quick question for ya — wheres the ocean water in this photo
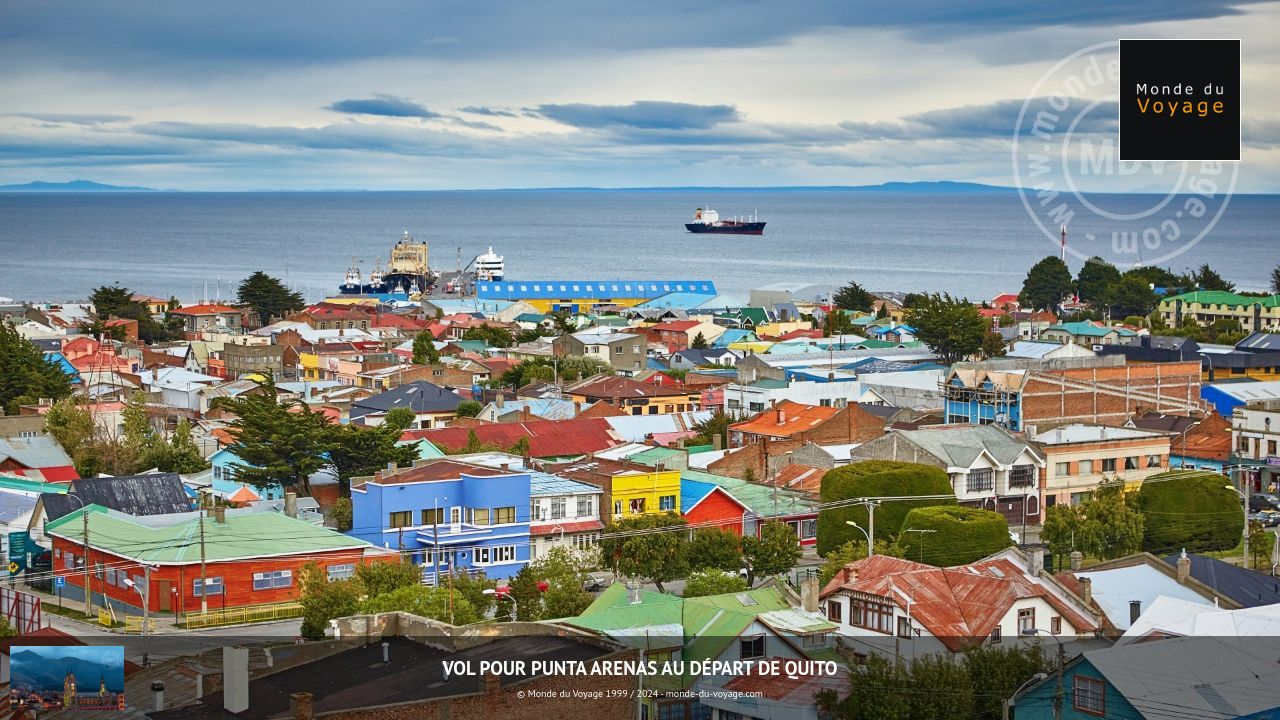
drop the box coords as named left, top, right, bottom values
left=0, top=190, right=1275, bottom=304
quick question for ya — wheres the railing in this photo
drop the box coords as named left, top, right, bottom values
left=124, top=616, right=157, bottom=633
left=182, top=601, right=303, bottom=629
left=98, top=609, right=113, bottom=627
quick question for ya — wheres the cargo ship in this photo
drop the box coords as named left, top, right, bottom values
left=685, top=207, right=766, bottom=235
left=338, top=231, right=439, bottom=295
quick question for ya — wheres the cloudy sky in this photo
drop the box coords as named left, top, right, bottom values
left=2, top=1, right=1278, bottom=191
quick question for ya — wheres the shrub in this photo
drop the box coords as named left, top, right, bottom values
left=1134, top=470, right=1244, bottom=554
left=683, top=569, right=748, bottom=598
left=895, top=506, right=1013, bottom=566
left=817, top=461, right=955, bottom=556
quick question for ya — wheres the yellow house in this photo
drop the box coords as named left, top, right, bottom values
left=1158, top=290, right=1280, bottom=332
left=557, top=460, right=682, bottom=520
left=729, top=340, right=775, bottom=354
left=297, top=351, right=322, bottom=381
left=756, top=320, right=811, bottom=338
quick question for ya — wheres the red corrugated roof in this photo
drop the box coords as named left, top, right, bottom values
left=402, top=418, right=622, bottom=458
left=33, top=465, right=80, bottom=482
left=530, top=519, right=604, bottom=536
left=650, top=320, right=700, bottom=332
left=172, top=303, right=241, bottom=315
left=730, top=400, right=840, bottom=438
left=571, top=375, right=690, bottom=399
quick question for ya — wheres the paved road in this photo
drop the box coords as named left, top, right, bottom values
left=41, top=610, right=303, bottom=665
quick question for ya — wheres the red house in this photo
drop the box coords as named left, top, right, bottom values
left=681, top=478, right=749, bottom=535
left=47, top=506, right=395, bottom=616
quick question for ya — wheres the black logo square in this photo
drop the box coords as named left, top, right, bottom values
left=1120, top=39, right=1240, bottom=161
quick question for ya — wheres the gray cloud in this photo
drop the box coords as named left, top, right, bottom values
left=460, top=106, right=519, bottom=118
left=325, top=94, right=442, bottom=118
left=6, top=112, right=133, bottom=126
left=533, top=101, right=740, bottom=130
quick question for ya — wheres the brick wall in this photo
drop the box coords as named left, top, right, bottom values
left=725, top=404, right=887, bottom=478
left=1021, top=361, right=1203, bottom=431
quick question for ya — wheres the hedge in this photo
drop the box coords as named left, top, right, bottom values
left=895, top=506, right=1013, bottom=567
left=817, top=461, right=955, bottom=556
left=1133, top=470, right=1244, bottom=554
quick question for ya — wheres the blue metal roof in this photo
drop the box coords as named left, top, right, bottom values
left=633, top=291, right=724, bottom=310
left=530, top=471, right=603, bottom=496
left=680, top=479, right=719, bottom=512
left=477, top=280, right=717, bottom=300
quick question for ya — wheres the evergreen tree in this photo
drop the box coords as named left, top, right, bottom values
left=0, top=322, right=73, bottom=414
left=1272, top=263, right=1280, bottom=293
left=980, top=330, right=1006, bottom=359
left=1018, top=256, right=1073, bottom=311
left=326, top=415, right=418, bottom=494
left=690, top=331, right=708, bottom=349
left=1076, top=256, right=1121, bottom=306
left=214, top=376, right=333, bottom=494
left=236, top=271, right=304, bottom=326
left=902, top=293, right=986, bottom=364
left=1109, top=273, right=1159, bottom=318
left=1191, top=263, right=1235, bottom=292
left=833, top=281, right=874, bottom=312
left=412, top=332, right=439, bottom=365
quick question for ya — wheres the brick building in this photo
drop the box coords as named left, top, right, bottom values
left=724, top=400, right=886, bottom=479
left=1030, top=424, right=1171, bottom=519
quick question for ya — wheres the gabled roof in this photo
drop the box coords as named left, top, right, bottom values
left=569, top=375, right=692, bottom=399
left=1160, top=553, right=1280, bottom=608
left=172, top=303, right=241, bottom=316
left=350, top=381, right=461, bottom=419
left=680, top=479, right=746, bottom=515
left=888, top=425, right=1040, bottom=468
left=1236, top=331, right=1280, bottom=352
left=40, top=474, right=192, bottom=521
left=0, top=435, right=75, bottom=472
left=403, top=417, right=621, bottom=457
left=729, top=400, right=840, bottom=438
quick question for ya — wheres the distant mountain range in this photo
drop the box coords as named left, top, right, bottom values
left=9, top=649, right=124, bottom=693
left=0, top=180, right=158, bottom=192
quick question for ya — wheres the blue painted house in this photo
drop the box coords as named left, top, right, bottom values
left=1014, top=636, right=1280, bottom=719
left=208, top=447, right=285, bottom=501
left=348, top=459, right=531, bottom=581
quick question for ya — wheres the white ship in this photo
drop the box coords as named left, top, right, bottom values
left=474, top=246, right=505, bottom=282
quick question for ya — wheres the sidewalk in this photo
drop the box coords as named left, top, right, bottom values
left=20, top=582, right=181, bottom=632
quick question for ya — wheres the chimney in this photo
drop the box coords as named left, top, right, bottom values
left=223, top=646, right=249, bottom=714
left=800, top=576, right=819, bottom=613
left=1079, top=577, right=1092, bottom=606
left=496, top=393, right=505, bottom=409
left=151, top=682, right=165, bottom=712
left=214, top=506, right=226, bottom=524
left=1129, top=600, right=1142, bottom=625
left=1176, top=549, right=1191, bottom=584
left=499, top=462, right=510, bottom=471
left=627, top=581, right=642, bottom=605
left=482, top=673, right=501, bottom=695
left=284, top=492, right=297, bottom=519
left=574, top=401, right=582, bottom=417
left=770, top=398, right=777, bottom=409
left=1069, top=551, right=1083, bottom=571
left=522, top=406, right=532, bottom=422
left=382, top=641, right=390, bottom=664
left=713, top=434, right=723, bottom=451
left=1029, top=547, right=1044, bottom=577
left=290, top=692, right=314, bottom=720
left=387, top=461, right=398, bottom=473
left=776, top=408, right=785, bottom=425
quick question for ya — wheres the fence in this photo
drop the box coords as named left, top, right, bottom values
left=124, top=616, right=157, bottom=633
left=0, top=586, right=41, bottom=634
left=182, top=601, right=303, bottom=629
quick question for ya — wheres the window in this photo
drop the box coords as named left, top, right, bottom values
left=851, top=599, right=895, bottom=633
left=614, top=500, right=623, bottom=516
left=1146, top=455, right=1162, bottom=468
left=475, top=545, right=517, bottom=565
left=659, top=495, right=676, bottom=511
left=105, top=568, right=117, bottom=586
left=629, top=498, right=646, bottom=514
left=1078, top=460, right=1094, bottom=475
left=1018, top=608, right=1035, bottom=634
left=1124, top=456, right=1139, bottom=470
left=193, top=577, right=225, bottom=596
left=1009, top=464, right=1035, bottom=488
left=990, top=625, right=1002, bottom=643
left=800, top=519, right=817, bottom=539
left=897, top=616, right=913, bottom=638
left=966, top=468, right=994, bottom=493
left=1055, top=461, right=1071, bottom=476
left=470, top=508, right=490, bottom=526
left=827, top=600, right=843, bottom=623
left=327, top=564, right=355, bottom=581
left=614, top=346, right=623, bottom=354
left=253, top=570, right=292, bottom=590
left=1073, top=676, right=1106, bottom=715
left=1051, top=616, right=1062, bottom=635
left=421, top=508, right=444, bottom=526
left=739, top=635, right=764, bottom=659
left=64, top=553, right=76, bottom=570
left=1101, top=458, right=1116, bottom=473
left=531, top=501, right=544, bottom=522
left=389, top=511, right=412, bottom=528
left=802, top=633, right=826, bottom=648
left=551, top=497, right=566, bottom=520
left=493, top=506, right=516, bottom=524
left=577, top=496, right=593, bottom=516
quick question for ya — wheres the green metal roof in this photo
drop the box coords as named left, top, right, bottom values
left=0, top=475, right=67, bottom=494
left=46, top=506, right=379, bottom=564
left=1160, top=290, right=1280, bottom=309
left=626, top=446, right=686, bottom=465
left=680, top=469, right=817, bottom=517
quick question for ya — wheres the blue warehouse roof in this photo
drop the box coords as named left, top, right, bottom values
left=477, top=280, right=717, bottom=300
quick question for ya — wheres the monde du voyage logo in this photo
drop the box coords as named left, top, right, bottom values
left=1120, top=39, right=1241, bottom=161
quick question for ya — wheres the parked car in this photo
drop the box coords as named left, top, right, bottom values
left=1248, top=510, right=1280, bottom=528
left=1249, top=493, right=1280, bottom=512
left=582, top=575, right=605, bottom=592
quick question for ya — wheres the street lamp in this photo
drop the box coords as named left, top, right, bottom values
left=1021, top=628, right=1064, bottom=720
left=482, top=588, right=517, bottom=622
left=64, top=493, right=92, bottom=618
left=1004, top=672, right=1048, bottom=720
left=845, top=521, right=872, bottom=558
left=121, top=566, right=154, bottom=667
left=1225, top=485, right=1250, bottom=568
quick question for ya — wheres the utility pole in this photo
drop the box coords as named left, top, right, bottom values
left=199, top=514, right=208, bottom=614
left=83, top=508, right=92, bottom=617
left=854, top=499, right=882, bottom=556
left=1054, top=640, right=1064, bottom=720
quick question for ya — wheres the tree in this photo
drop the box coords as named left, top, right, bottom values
left=499, top=356, right=613, bottom=388
left=0, top=617, right=15, bottom=638
left=686, top=528, right=743, bottom=572
left=298, top=562, right=363, bottom=640
left=86, top=284, right=180, bottom=343
left=448, top=570, right=498, bottom=618
left=818, top=462, right=956, bottom=556
left=361, top=585, right=480, bottom=624
left=741, top=521, right=801, bottom=585
left=902, top=293, right=986, bottom=365
left=509, top=545, right=595, bottom=620
left=326, top=422, right=418, bottom=494
left=354, top=559, right=422, bottom=599
left=0, top=322, right=73, bottom=414
left=164, top=419, right=209, bottom=472
left=1018, top=256, right=1074, bottom=311
left=331, top=497, right=353, bottom=531
left=215, top=376, right=334, bottom=495
left=455, top=399, right=482, bottom=418
left=237, top=271, right=304, bottom=326
left=690, top=410, right=732, bottom=446
left=683, top=569, right=748, bottom=598
left=1076, top=256, right=1121, bottom=306
left=599, top=513, right=688, bottom=592
left=690, top=331, right=708, bottom=349
left=461, top=324, right=514, bottom=348
left=1191, top=263, right=1235, bottom=292
left=1248, top=520, right=1271, bottom=570
left=1134, top=471, right=1242, bottom=554
left=1041, top=480, right=1143, bottom=563
left=819, top=539, right=899, bottom=585
left=894, top=506, right=1013, bottom=566
left=980, top=331, right=1006, bottom=359
left=44, top=399, right=102, bottom=477
left=412, top=332, right=439, bottom=365
left=834, top=281, right=874, bottom=312
left=823, top=310, right=857, bottom=338
left=1108, top=274, right=1159, bottom=318
left=1272, top=263, right=1280, bottom=293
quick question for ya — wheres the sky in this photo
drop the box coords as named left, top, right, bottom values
left=1, top=1, right=1278, bottom=191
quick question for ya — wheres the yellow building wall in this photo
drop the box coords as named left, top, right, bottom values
left=729, top=340, right=775, bottom=353
left=756, top=321, right=810, bottom=338
left=608, top=468, right=683, bottom=518
left=521, top=297, right=652, bottom=313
